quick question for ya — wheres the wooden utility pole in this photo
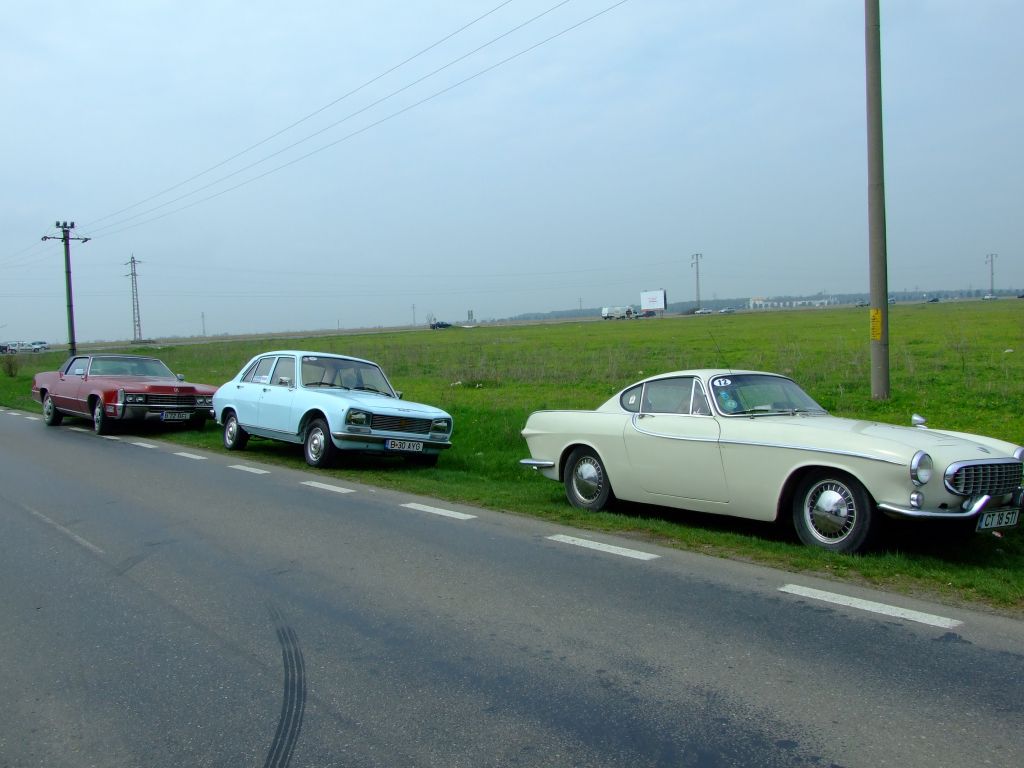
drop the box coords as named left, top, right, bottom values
left=865, top=0, right=890, bottom=399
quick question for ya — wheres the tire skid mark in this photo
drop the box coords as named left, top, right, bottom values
left=263, top=605, right=306, bottom=768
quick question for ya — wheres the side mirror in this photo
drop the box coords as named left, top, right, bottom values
left=911, top=413, right=927, bottom=428
left=176, top=373, right=185, bottom=381
left=395, top=390, right=404, bottom=400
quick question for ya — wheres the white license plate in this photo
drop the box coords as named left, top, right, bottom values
left=161, top=411, right=190, bottom=422
left=386, top=439, right=423, bottom=452
left=976, top=509, right=1019, bottom=531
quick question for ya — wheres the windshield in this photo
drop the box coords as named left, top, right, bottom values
left=89, top=357, right=175, bottom=377
left=300, top=356, right=395, bottom=396
left=708, top=374, right=826, bottom=416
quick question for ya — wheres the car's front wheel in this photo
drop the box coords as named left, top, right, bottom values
left=223, top=412, right=249, bottom=451
left=42, top=394, right=63, bottom=426
left=304, top=418, right=335, bottom=468
left=92, top=400, right=109, bottom=435
left=792, top=470, right=875, bottom=553
left=564, top=447, right=613, bottom=511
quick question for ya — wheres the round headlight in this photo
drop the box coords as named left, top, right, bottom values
left=911, top=451, right=933, bottom=486
left=1014, top=446, right=1024, bottom=462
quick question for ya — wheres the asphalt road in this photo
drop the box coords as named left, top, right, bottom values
left=2, top=407, right=1022, bottom=768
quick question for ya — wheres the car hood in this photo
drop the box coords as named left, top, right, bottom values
left=727, top=413, right=1020, bottom=464
left=313, top=389, right=450, bottom=418
left=101, top=376, right=217, bottom=394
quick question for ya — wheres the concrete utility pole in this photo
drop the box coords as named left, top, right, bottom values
left=865, top=0, right=890, bottom=400
left=126, top=255, right=143, bottom=342
left=42, top=221, right=89, bottom=356
left=986, top=253, right=998, bottom=295
left=691, top=252, right=703, bottom=310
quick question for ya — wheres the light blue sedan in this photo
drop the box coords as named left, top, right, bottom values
left=213, top=350, right=453, bottom=467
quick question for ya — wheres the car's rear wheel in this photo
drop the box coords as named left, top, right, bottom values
left=564, top=447, right=613, bottom=511
left=92, top=399, right=108, bottom=435
left=42, top=394, right=63, bottom=426
left=792, top=470, right=875, bottom=553
left=223, top=412, right=249, bottom=450
left=304, top=418, right=335, bottom=468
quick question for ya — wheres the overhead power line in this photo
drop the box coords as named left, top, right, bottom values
left=84, top=0, right=580, bottom=238
left=81, top=0, right=520, bottom=231
left=86, top=0, right=633, bottom=240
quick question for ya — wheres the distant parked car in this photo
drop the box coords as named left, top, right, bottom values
left=927, top=297, right=940, bottom=303
left=430, top=321, right=451, bottom=329
left=983, top=294, right=998, bottom=301
left=855, top=301, right=870, bottom=307
left=29, top=341, right=49, bottom=352
left=213, top=350, right=454, bottom=468
left=520, top=369, right=1023, bottom=553
left=694, top=308, right=714, bottom=315
left=718, top=307, right=736, bottom=314
left=31, top=354, right=216, bottom=434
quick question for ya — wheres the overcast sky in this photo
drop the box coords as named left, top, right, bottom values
left=2, top=1, right=1020, bottom=342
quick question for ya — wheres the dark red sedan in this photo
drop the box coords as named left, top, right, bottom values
left=31, top=354, right=217, bottom=434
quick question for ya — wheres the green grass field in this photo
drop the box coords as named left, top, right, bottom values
left=3, top=300, right=1023, bottom=612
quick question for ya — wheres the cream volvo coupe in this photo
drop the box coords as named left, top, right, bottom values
left=520, top=370, right=1023, bottom=552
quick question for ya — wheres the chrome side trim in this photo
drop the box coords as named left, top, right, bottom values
left=629, top=416, right=904, bottom=466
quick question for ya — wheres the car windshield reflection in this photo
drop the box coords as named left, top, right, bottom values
left=300, top=356, right=395, bottom=397
left=89, top=357, right=175, bottom=377
left=708, top=374, right=827, bottom=416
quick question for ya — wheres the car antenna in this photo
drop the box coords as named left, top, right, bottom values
left=707, top=330, right=733, bottom=373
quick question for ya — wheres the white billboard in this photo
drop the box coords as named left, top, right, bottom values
left=640, top=289, right=667, bottom=311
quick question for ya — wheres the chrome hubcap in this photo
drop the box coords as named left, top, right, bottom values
left=226, top=419, right=237, bottom=445
left=572, top=457, right=603, bottom=503
left=805, top=483, right=855, bottom=542
left=308, top=429, right=324, bottom=461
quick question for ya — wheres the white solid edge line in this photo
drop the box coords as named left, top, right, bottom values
left=173, top=452, right=207, bottom=460
left=547, top=534, right=659, bottom=561
left=401, top=502, right=476, bottom=520
left=301, top=480, right=355, bottom=494
left=131, top=441, right=157, bottom=448
left=230, top=464, right=270, bottom=475
left=779, top=584, right=962, bottom=629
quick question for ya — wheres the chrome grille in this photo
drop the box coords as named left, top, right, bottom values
left=371, top=414, right=432, bottom=435
left=945, top=459, right=1023, bottom=497
left=145, top=394, right=197, bottom=407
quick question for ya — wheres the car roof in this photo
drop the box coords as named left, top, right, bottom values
left=254, top=350, right=377, bottom=366
left=636, top=369, right=787, bottom=384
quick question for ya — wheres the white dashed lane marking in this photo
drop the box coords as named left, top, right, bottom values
left=174, top=452, right=207, bottom=461
left=101, top=435, right=120, bottom=441
left=25, top=416, right=40, bottom=421
left=301, top=480, right=355, bottom=494
left=131, top=441, right=157, bottom=449
left=401, top=502, right=475, bottom=520
left=69, top=427, right=89, bottom=433
left=547, top=534, right=660, bottom=561
left=230, top=465, right=270, bottom=475
left=779, top=584, right=962, bottom=629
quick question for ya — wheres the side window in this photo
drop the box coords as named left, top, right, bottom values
left=644, top=378, right=696, bottom=414
left=66, top=357, right=90, bottom=376
left=620, top=384, right=643, bottom=413
left=244, top=357, right=277, bottom=385
left=271, top=356, right=295, bottom=387
left=690, top=380, right=711, bottom=415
